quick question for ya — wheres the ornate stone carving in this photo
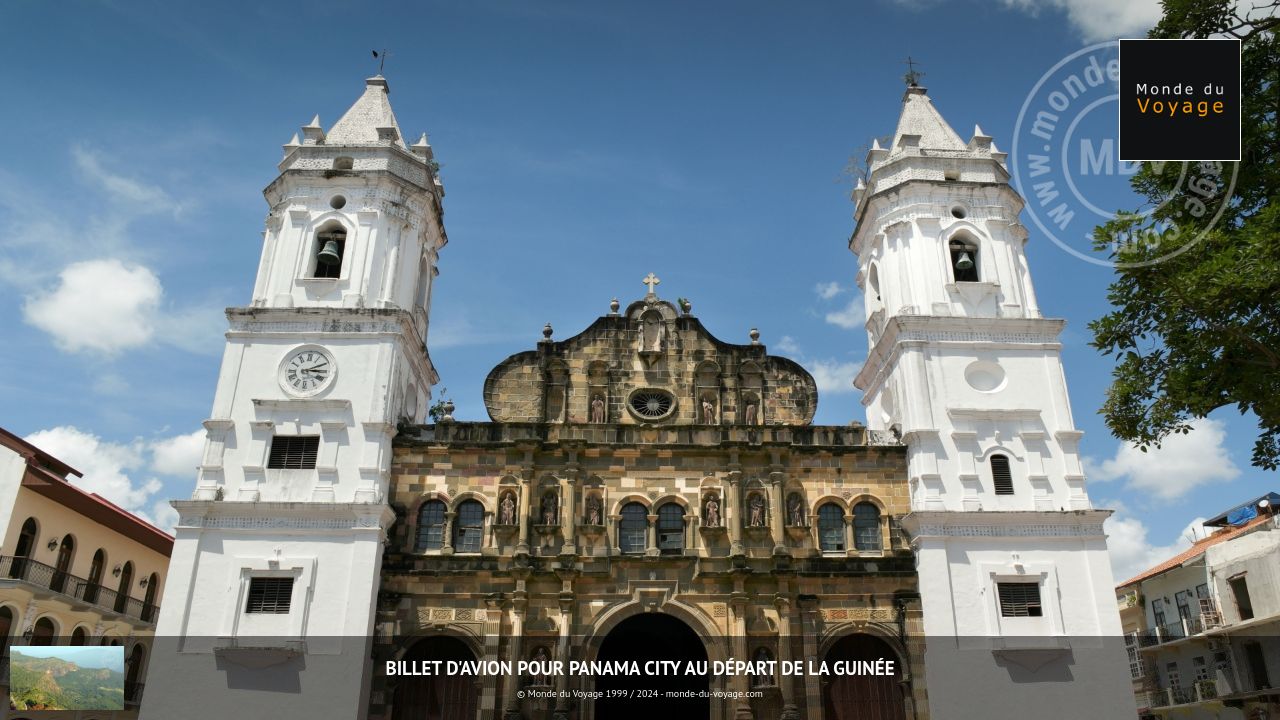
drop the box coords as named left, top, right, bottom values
left=499, top=492, right=517, bottom=526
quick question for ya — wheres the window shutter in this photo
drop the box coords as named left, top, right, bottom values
left=997, top=582, right=1042, bottom=617
left=267, top=436, right=320, bottom=469
left=245, top=577, right=294, bottom=614
left=991, top=455, right=1014, bottom=495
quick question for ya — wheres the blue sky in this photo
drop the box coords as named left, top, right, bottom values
left=12, top=645, right=125, bottom=672
left=0, top=0, right=1271, bottom=581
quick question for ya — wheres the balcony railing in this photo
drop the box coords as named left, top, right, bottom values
left=1147, top=680, right=1221, bottom=708
left=1139, top=608, right=1225, bottom=647
left=0, top=556, right=158, bottom=624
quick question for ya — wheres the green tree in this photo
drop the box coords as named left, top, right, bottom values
left=1089, top=0, right=1280, bottom=469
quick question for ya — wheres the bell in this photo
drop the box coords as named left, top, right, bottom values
left=955, top=251, right=974, bottom=271
left=317, top=239, right=342, bottom=266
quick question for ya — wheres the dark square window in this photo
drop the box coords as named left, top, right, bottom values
left=998, top=582, right=1043, bottom=617
left=267, top=436, right=319, bottom=470
left=246, top=577, right=294, bottom=614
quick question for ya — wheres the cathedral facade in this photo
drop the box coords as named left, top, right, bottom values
left=139, top=74, right=1136, bottom=720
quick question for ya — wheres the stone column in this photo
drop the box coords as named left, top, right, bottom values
left=729, top=593, right=755, bottom=720
left=775, top=594, right=800, bottom=720
left=726, top=471, right=744, bottom=556
left=845, top=512, right=856, bottom=557
left=516, top=473, right=533, bottom=556
left=562, top=467, right=578, bottom=556
left=552, top=590, right=575, bottom=720
left=441, top=511, right=457, bottom=555
left=646, top=513, right=660, bottom=557
left=503, top=593, right=528, bottom=720
left=768, top=471, right=786, bottom=555
left=607, top=513, right=621, bottom=554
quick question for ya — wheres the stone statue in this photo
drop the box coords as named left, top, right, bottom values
left=590, top=394, right=606, bottom=423
left=641, top=313, right=665, bottom=353
left=752, top=647, right=772, bottom=687
left=701, top=399, right=716, bottom=424
left=531, top=647, right=551, bottom=686
left=704, top=496, right=721, bottom=528
left=586, top=495, right=602, bottom=525
left=749, top=494, right=766, bottom=527
left=500, top=493, right=517, bottom=525
left=743, top=400, right=758, bottom=425
left=788, top=494, right=804, bottom=526
left=541, top=493, right=558, bottom=525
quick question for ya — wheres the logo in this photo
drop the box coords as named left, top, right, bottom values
left=1011, top=42, right=1237, bottom=268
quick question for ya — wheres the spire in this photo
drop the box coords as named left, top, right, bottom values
left=891, top=86, right=965, bottom=152
left=326, top=76, right=408, bottom=150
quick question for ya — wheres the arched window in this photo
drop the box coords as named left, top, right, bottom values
left=415, top=500, right=446, bottom=551
left=619, top=503, right=648, bottom=554
left=51, top=534, right=75, bottom=593
left=949, top=236, right=979, bottom=282
left=312, top=224, right=346, bottom=279
left=0, top=606, right=13, bottom=653
left=86, top=549, right=107, bottom=604
left=853, top=503, right=882, bottom=551
left=142, top=573, right=159, bottom=622
left=991, top=454, right=1014, bottom=495
left=10, top=517, right=37, bottom=579
left=115, top=561, right=134, bottom=614
left=452, top=500, right=484, bottom=553
left=818, top=503, right=846, bottom=553
left=70, top=626, right=88, bottom=645
left=657, top=503, right=685, bottom=554
left=30, top=617, right=55, bottom=646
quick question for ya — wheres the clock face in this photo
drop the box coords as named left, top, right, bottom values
left=280, top=347, right=335, bottom=396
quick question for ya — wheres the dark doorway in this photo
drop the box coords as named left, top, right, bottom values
left=115, top=561, right=133, bottom=614
left=50, top=535, right=74, bottom=593
left=29, top=617, right=55, bottom=646
left=595, top=612, right=710, bottom=719
left=391, top=636, right=478, bottom=720
left=86, top=549, right=106, bottom=604
left=10, top=518, right=37, bottom=579
left=822, top=634, right=907, bottom=720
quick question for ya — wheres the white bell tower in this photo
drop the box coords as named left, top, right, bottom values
left=141, top=76, right=446, bottom=720
left=851, top=85, right=1135, bottom=719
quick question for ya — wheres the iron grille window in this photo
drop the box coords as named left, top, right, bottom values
left=267, top=436, right=319, bottom=469
left=245, top=577, right=294, bottom=614
left=416, top=500, right=446, bottom=551
left=619, top=503, right=648, bottom=554
left=853, top=503, right=881, bottom=551
left=657, top=503, right=685, bottom=554
left=452, top=500, right=484, bottom=553
left=818, top=503, right=845, bottom=552
left=991, top=454, right=1014, bottom=495
left=997, top=582, right=1042, bottom=617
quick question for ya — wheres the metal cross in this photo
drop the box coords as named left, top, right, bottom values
left=904, top=56, right=924, bottom=87
left=642, top=272, right=661, bottom=295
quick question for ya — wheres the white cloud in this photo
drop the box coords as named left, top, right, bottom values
left=808, top=359, right=860, bottom=395
left=814, top=281, right=845, bottom=300
left=775, top=335, right=802, bottom=355
left=1086, top=418, right=1240, bottom=501
left=999, top=0, right=1161, bottom=42
left=23, top=426, right=200, bottom=533
left=1106, top=510, right=1208, bottom=583
left=71, top=145, right=173, bottom=208
left=23, top=259, right=162, bottom=354
left=824, top=296, right=865, bottom=330
left=150, top=429, right=205, bottom=477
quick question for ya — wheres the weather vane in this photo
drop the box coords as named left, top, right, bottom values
left=904, top=56, right=924, bottom=87
left=372, top=48, right=389, bottom=75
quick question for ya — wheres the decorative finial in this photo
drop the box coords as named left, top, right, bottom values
left=609, top=298, right=620, bottom=315
left=642, top=272, right=661, bottom=296
left=749, top=328, right=761, bottom=345
left=678, top=297, right=692, bottom=315
left=542, top=322, right=553, bottom=341
left=306, top=114, right=321, bottom=128
left=904, top=56, right=924, bottom=87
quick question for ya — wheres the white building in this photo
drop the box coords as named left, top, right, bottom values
left=851, top=85, right=1136, bottom=719
left=139, top=76, right=446, bottom=720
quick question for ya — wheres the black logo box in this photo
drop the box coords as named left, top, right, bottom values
left=1119, top=38, right=1241, bottom=162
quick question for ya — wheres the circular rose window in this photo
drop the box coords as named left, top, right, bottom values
left=627, top=389, right=676, bottom=421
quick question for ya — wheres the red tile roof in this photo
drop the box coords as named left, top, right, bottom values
left=1117, top=513, right=1273, bottom=588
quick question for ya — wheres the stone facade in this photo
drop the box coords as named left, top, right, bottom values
left=370, top=292, right=926, bottom=720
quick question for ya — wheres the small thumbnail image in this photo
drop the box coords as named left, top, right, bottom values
left=7, top=645, right=125, bottom=711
